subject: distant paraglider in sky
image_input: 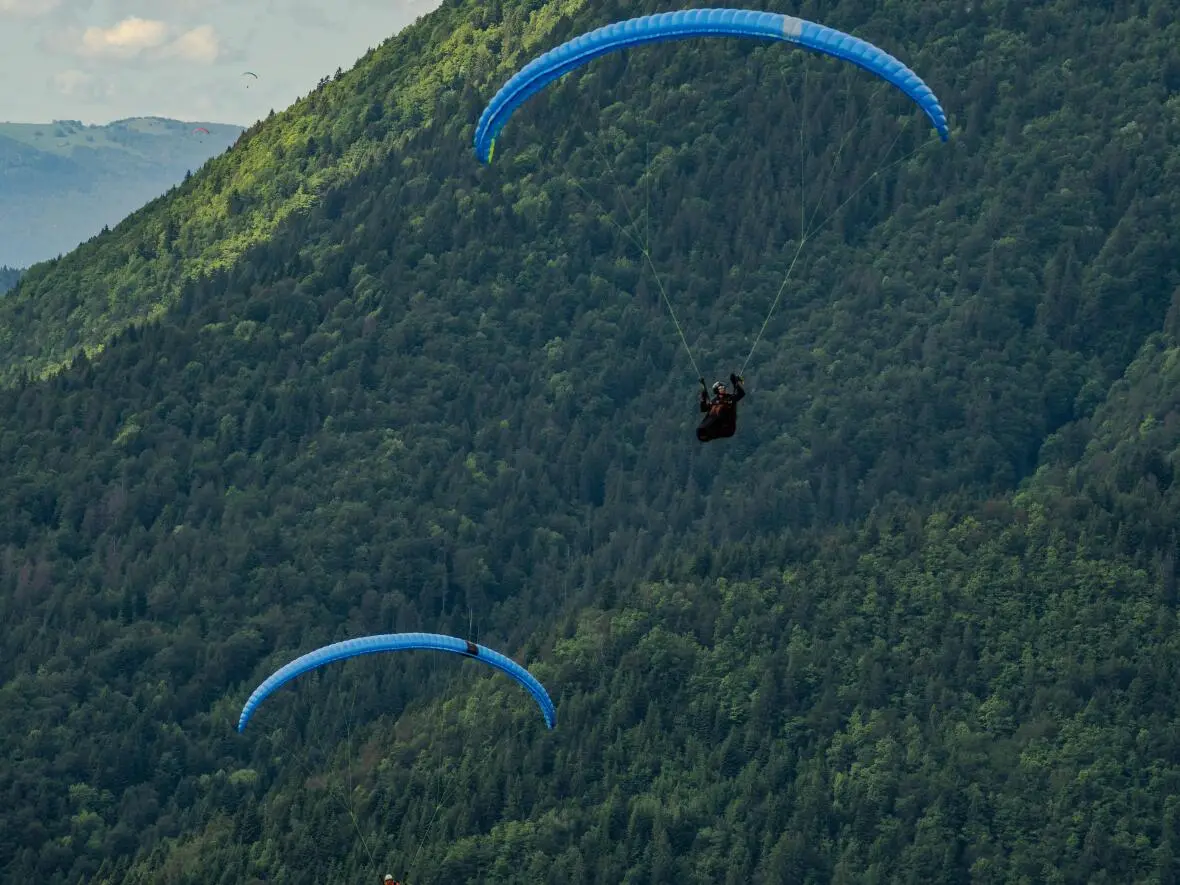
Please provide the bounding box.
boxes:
[237,632,558,732]
[241,71,259,88]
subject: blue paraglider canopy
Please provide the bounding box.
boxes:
[473,7,950,163]
[238,632,556,731]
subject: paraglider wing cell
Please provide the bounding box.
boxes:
[473,8,949,163]
[237,632,556,731]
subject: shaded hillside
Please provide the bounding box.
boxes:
[1034,316,1180,569]
[0,117,241,268]
[0,0,1177,883]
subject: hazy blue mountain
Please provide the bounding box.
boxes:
[0,116,242,267]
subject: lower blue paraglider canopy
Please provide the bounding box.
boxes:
[238,632,556,731]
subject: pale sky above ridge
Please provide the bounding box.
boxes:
[0,0,443,125]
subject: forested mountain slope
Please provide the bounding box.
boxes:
[0,0,1178,882]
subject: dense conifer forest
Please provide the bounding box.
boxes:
[0,0,1178,881]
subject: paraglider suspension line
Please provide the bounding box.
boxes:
[282,692,379,874]
[408,763,460,877]
[569,85,924,383]
[568,140,703,381]
[740,239,805,376]
[344,681,379,871]
[640,132,703,380]
[644,251,704,380]
[741,111,924,374]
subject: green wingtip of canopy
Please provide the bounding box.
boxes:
[488,138,496,163]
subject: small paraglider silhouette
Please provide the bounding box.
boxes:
[241,71,258,89]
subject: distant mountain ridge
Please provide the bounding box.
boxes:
[0,116,242,267]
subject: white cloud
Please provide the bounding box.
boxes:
[60,17,220,64]
[79,16,169,58]
[51,68,111,100]
[164,24,219,63]
[0,0,59,16]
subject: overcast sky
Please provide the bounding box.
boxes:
[0,0,443,125]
